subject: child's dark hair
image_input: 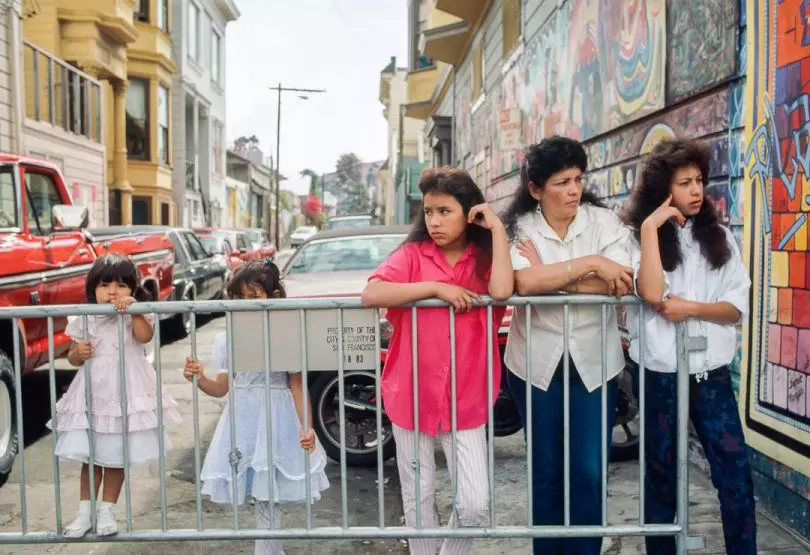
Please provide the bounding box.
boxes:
[86,253,151,303]
[226,259,286,299]
[406,166,492,276]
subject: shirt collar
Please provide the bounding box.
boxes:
[419,239,478,269]
[531,203,591,243]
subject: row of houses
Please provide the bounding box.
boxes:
[383,0,810,542]
[0,0,274,231]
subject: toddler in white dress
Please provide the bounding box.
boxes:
[49,253,182,537]
[183,260,329,555]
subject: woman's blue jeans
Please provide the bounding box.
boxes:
[507,359,618,555]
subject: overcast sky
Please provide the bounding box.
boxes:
[225,0,407,195]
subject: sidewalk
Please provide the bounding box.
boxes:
[427,434,810,554]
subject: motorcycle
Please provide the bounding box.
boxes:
[309,319,640,467]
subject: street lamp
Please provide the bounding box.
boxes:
[270,82,326,250]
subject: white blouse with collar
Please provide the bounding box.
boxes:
[504,203,630,392]
[626,221,750,374]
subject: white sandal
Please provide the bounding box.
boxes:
[63,501,92,538]
[96,502,118,536]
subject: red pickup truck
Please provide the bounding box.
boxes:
[0,154,175,485]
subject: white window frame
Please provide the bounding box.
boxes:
[187,2,200,63]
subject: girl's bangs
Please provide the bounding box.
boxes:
[93,257,139,289]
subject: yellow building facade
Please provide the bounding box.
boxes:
[23,0,177,225]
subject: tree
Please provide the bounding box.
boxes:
[234,134,260,150]
[300,169,321,195]
[335,153,370,215]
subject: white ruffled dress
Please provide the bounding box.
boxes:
[48,314,182,467]
[200,332,329,505]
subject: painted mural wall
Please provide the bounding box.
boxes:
[448,0,809,533]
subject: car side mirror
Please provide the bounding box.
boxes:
[52,205,89,230]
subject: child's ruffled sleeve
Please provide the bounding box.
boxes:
[65,316,85,340]
[210,332,229,374]
[133,313,157,345]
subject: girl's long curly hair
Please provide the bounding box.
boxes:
[502,136,605,240]
[623,139,730,272]
[406,166,492,278]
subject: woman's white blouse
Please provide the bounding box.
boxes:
[626,221,750,374]
[505,203,631,392]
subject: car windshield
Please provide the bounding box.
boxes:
[286,234,405,274]
[328,217,371,230]
[199,236,223,253]
[245,230,262,243]
[294,226,317,235]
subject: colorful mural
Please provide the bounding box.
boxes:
[743,0,810,479]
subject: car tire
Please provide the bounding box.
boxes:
[169,287,194,338]
[310,371,396,467]
[0,351,19,488]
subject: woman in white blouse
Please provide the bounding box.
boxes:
[624,138,756,555]
[503,136,632,555]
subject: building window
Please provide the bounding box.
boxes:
[211,29,222,84]
[472,38,485,102]
[161,202,170,225]
[158,0,169,31]
[126,78,149,160]
[135,0,149,22]
[188,3,200,62]
[212,119,224,175]
[132,196,152,225]
[158,85,170,165]
[502,0,522,57]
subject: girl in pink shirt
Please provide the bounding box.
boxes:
[362,167,513,555]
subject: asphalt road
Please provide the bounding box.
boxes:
[0,314,407,555]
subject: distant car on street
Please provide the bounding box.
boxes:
[193,228,261,268]
[240,227,276,259]
[325,214,374,230]
[288,225,319,249]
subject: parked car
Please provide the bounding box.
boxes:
[89,226,230,337]
[325,214,374,230]
[240,228,276,259]
[288,226,318,249]
[193,228,264,266]
[0,154,175,487]
[197,235,239,273]
[282,226,640,467]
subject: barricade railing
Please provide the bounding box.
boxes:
[0,296,697,551]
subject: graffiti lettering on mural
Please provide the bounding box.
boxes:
[742,0,810,473]
[585,88,729,171]
[499,108,523,150]
[666,0,738,102]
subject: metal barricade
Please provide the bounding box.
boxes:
[0,295,696,550]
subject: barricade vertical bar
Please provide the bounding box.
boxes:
[486,304,495,527]
[82,316,97,533]
[600,304,608,526]
[375,309,385,528]
[225,310,240,530]
[411,306,421,529]
[11,322,27,534]
[639,305,646,525]
[337,308,349,529]
[263,309,277,524]
[675,323,690,553]
[152,316,168,531]
[524,305,533,526]
[190,312,204,531]
[449,307,458,527]
[297,309,312,529]
[46,318,63,532]
[563,304,571,526]
[117,315,133,531]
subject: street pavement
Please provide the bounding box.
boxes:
[0,311,807,554]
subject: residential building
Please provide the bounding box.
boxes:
[171,0,239,228]
[405,0,809,541]
[378,55,427,225]
[22,0,179,225]
[225,146,271,230]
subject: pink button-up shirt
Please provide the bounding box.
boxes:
[369,241,505,435]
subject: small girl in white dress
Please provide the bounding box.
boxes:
[183,260,329,555]
[49,253,182,538]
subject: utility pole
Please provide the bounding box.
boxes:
[270,82,326,250]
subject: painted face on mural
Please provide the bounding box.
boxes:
[423,191,467,248]
[669,164,704,217]
[530,167,584,221]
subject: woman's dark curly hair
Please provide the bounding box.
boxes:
[226,259,286,299]
[502,136,604,239]
[406,166,492,277]
[623,138,730,272]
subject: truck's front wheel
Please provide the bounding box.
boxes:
[0,352,19,488]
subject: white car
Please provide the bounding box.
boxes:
[289,225,319,249]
